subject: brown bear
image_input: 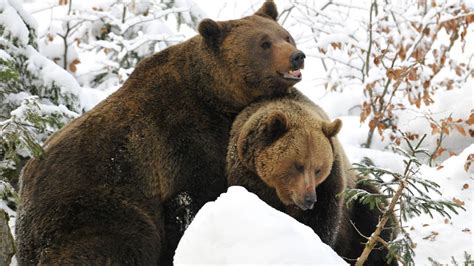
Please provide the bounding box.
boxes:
[16,1,307,265]
[227,97,397,265]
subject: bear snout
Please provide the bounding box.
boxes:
[279,50,305,81]
[290,50,305,70]
[292,189,317,211]
[301,191,317,210]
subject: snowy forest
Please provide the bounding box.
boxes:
[0,0,473,265]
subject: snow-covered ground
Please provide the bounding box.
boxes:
[10,0,474,264]
[174,186,348,265]
[406,145,474,263]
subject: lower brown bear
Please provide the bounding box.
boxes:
[227,96,397,265]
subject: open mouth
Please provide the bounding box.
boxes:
[280,69,302,81]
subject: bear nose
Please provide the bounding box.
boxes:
[303,193,317,210]
[290,50,306,70]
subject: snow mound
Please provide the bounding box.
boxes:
[409,144,474,264]
[174,186,347,265]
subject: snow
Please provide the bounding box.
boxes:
[174,186,348,265]
[78,86,114,111]
[407,145,474,264]
[6,0,37,30]
[0,48,12,60]
[0,0,30,46]
[0,181,16,238]
[4,91,31,105]
[25,46,82,101]
[38,35,79,73]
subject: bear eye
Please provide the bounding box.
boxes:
[285,36,291,43]
[294,163,304,173]
[261,41,272,49]
[314,169,321,176]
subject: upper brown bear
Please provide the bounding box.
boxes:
[16,1,306,265]
[227,98,397,265]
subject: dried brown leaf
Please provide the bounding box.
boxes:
[434,147,447,158]
[399,46,406,61]
[453,197,465,206]
[466,14,474,24]
[69,58,81,73]
[330,42,341,49]
[465,154,474,172]
[414,48,424,62]
[369,119,377,131]
[440,52,447,65]
[423,80,431,89]
[415,97,421,108]
[431,123,440,135]
[408,68,418,81]
[466,113,474,125]
[373,55,381,66]
[422,231,439,241]
[455,125,467,136]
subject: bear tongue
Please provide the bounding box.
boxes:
[285,69,302,79]
[290,69,301,78]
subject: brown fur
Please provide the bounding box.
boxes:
[16,1,306,265]
[227,97,397,265]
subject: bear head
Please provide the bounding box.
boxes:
[237,107,342,210]
[197,0,305,109]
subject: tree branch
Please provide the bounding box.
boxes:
[356,178,406,266]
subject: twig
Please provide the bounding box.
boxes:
[376,236,407,265]
[57,0,73,70]
[365,0,376,77]
[356,179,405,266]
[313,55,363,72]
[355,149,420,266]
[278,4,295,25]
[350,219,370,240]
[120,7,189,34]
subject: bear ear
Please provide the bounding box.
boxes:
[255,0,278,21]
[322,119,342,138]
[198,18,224,49]
[236,111,288,170]
[261,111,288,143]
